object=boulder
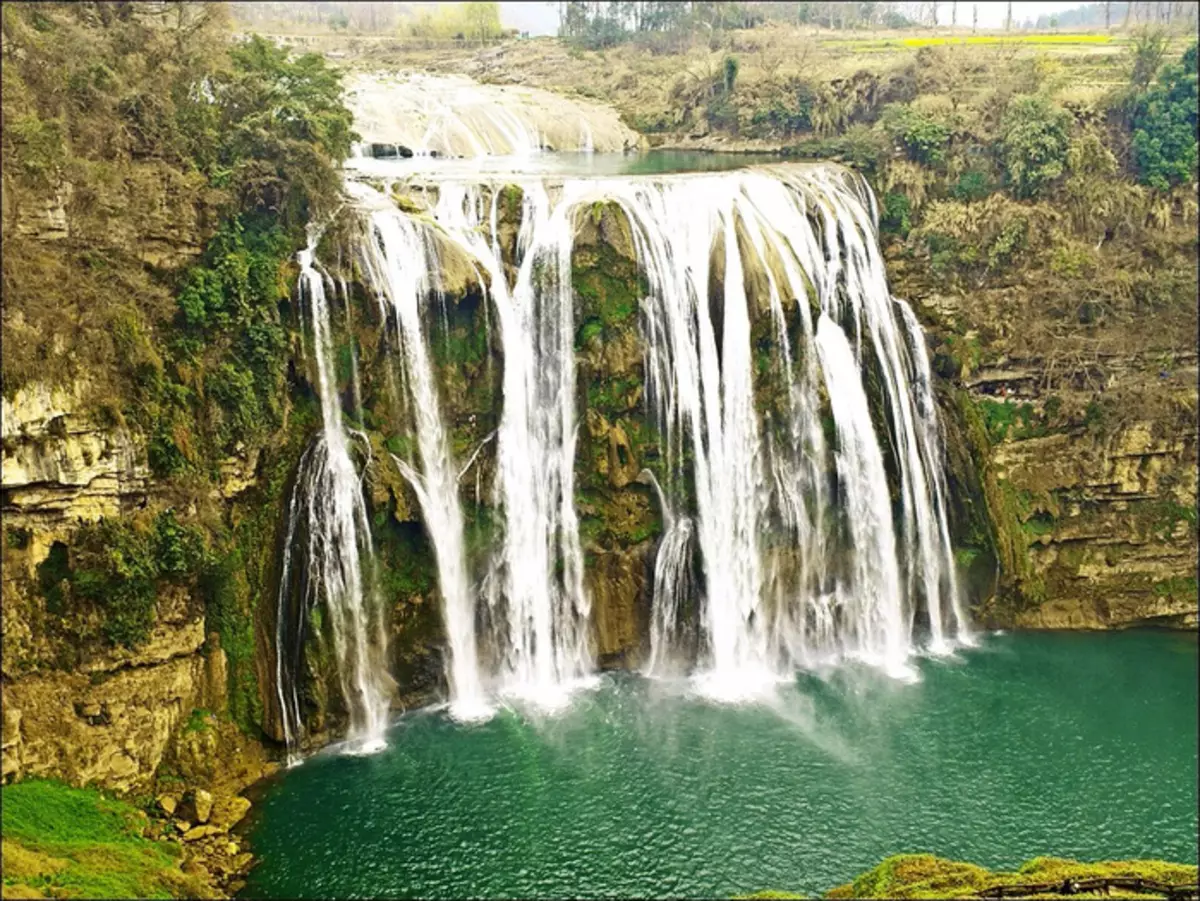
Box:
[193,789,213,824]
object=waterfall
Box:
[336,180,595,711]
[641,469,694,677]
[274,249,392,756]
[591,167,971,689]
[813,315,908,677]
[579,119,595,154]
[355,209,490,721]
[437,182,594,706]
[285,160,970,737]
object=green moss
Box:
[1153,576,1198,598]
[386,433,414,458]
[842,854,992,899]
[577,318,605,347]
[38,512,208,651]
[6,526,32,549]
[499,184,523,222]
[571,215,646,340]
[0,780,198,900]
[1022,511,1056,538]
[976,398,1048,443]
[183,708,214,734]
[821,854,1198,899]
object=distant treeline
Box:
[557,2,925,47]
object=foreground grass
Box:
[0,780,203,900]
[746,854,1199,899]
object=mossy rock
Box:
[834,854,992,899]
[572,202,646,337]
[821,854,1199,899]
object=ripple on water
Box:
[243,632,1198,900]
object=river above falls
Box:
[344,149,787,179]
[241,631,1198,899]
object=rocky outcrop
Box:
[1,377,273,797]
[994,422,1198,629]
[1,381,148,531]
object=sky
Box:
[497,2,1102,36]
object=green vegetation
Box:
[819,854,1198,899]
[976,398,1051,443]
[1153,575,1198,598]
[1000,95,1073,198]
[0,780,202,900]
[400,2,503,45]
[1130,41,1199,190]
[37,512,208,649]
[2,5,354,457]
[880,104,951,166]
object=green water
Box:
[242,632,1198,899]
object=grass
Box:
[0,780,203,899]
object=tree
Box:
[723,54,739,93]
[462,2,501,45]
[1127,27,1168,88]
[216,35,356,227]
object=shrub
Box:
[1130,42,1198,191]
[880,192,912,236]
[999,95,1072,198]
[913,195,1059,282]
[879,103,951,165]
[952,170,992,202]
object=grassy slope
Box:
[0,781,205,900]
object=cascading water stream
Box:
[439,182,594,706]
[353,205,490,721]
[274,248,392,758]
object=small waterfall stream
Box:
[275,249,391,758]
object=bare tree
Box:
[1105,1,1112,29]
[952,1,957,26]
[1124,0,1134,28]
[1005,0,1013,30]
[973,3,978,32]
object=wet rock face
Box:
[911,276,1197,631]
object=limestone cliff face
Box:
[907,266,1198,631]
[0,381,261,791]
[993,420,1197,629]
